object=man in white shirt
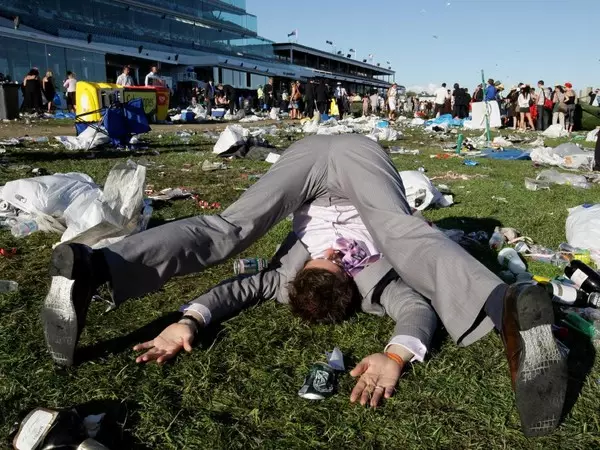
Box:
[144,66,161,87]
[334,82,348,119]
[116,66,134,86]
[434,83,449,118]
[535,80,551,131]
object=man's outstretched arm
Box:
[350,279,437,407]
[134,269,282,364]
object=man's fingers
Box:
[182,337,193,353]
[360,384,373,406]
[136,348,164,364]
[350,360,369,378]
[384,386,395,399]
[156,351,177,364]
[370,386,385,408]
[350,378,367,403]
[133,340,155,351]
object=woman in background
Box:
[517,85,535,131]
[63,71,77,113]
[22,68,43,112]
[42,70,56,113]
[564,82,576,134]
[552,85,566,129]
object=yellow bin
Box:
[76,82,122,121]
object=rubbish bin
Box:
[0,83,20,120]
[154,86,170,122]
[122,86,158,121]
[76,82,122,121]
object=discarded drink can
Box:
[297,362,336,400]
[233,258,269,275]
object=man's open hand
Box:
[133,323,195,364]
[350,353,404,407]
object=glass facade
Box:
[0,36,105,84]
[0,0,271,59]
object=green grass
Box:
[1,126,600,449]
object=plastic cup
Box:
[498,248,527,274]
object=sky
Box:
[247,0,599,93]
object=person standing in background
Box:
[290,81,300,120]
[517,85,535,131]
[315,79,328,115]
[334,82,347,120]
[564,82,576,134]
[304,79,315,118]
[205,79,215,117]
[369,90,379,116]
[257,85,265,110]
[535,80,551,131]
[433,83,449,118]
[63,71,77,114]
[484,79,497,102]
[116,66,134,87]
[42,70,56,114]
[552,85,566,129]
[387,83,398,121]
[144,66,160,86]
[22,68,43,113]
[264,78,274,110]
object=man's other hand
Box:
[349,353,404,407]
[133,323,195,364]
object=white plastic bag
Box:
[1,173,100,218]
[269,108,280,120]
[54,127,111,150]
[213,125,249,154]
[586,128,599,142]
[536,169,590,189]
[399,171,453,210]
[530,143,594,170]
[410,118,425,126]
[542,124,568,138]
[566,204,600,264]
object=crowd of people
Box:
[20,68,78,114]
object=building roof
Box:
[272,42,394,76]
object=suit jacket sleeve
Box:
[378,278,438,350]
[184,269,281,325]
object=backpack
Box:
[542,89,553,109]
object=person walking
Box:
[387,83,398,121]
[517,85,535,131]
[264,78,275,110]
[116,66,134,87]
[290,81,301,120]
[205,80,215,117]
[42,70,56,113]
[334,82,347,120]
[564,82,576,134]
[63,71,77,114]
[552,85,567,129]
[433,83,449,118]
[304,79,316,118]
[315,79,328,115]
[535,80,551,131]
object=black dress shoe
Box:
[501,283,568,437]
[41,244,96,367]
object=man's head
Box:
[151,66,158,74]
[123,66,130,75]
[441,83,446,88]
[488,78,494,86]
[538,80,544,87]
[288,249,357,324]
[268,77,273,84]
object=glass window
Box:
[222,68,233,85]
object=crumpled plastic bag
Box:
[269,108,280,120]
[542,124,568,138]
[410,117,425,126]
[586,128,599,142]
[535,169,590,189]
[213,125,249,154]
[566,204,600,266]
[369,127,399,141]
[302,120,320,133]
[399,171,454,210]
[530,143,594,170]
[55,126,111,151]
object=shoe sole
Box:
[49,244,77,279]
[514,285,567,437]
[41,276,78,367]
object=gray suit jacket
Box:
[187,232,437,349]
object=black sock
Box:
[91,250,111,288]
[484,284,509,331]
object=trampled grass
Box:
[0,124,599,449]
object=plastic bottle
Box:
[588,293,600,308]
[456,133,464,154]
[488,229,505,251]
[565,260,600,295]
[11,220,38,238]
[0,280,19,293]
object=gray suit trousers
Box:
[103,135,505,346]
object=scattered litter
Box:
[201,160,227,172]
[524,178,551,191]
[55,126,111,151]
[265,153,281,164]
[492,196,508,203]
[586,128,599,142]
[530,143,594,170]
[480,148,531,160]
[298,347,345,400]
[0,247,16,257]
[193,196,221,210]
[464,160,479,166]
[239,115,265,123]
[429,171,488,181]
[213,125,250,155]
[542,124,569,138]
[535,169,591,189]
[566,204,600,267]
[498,247,527,274]
[0,280,18,293]
[147,187,193,201]
[399,171,454,210]
[492,136,512,148]
[0,138,20,146]
[389,147,420,155]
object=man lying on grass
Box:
[43,134,567,437]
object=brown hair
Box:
[288,268,356,324]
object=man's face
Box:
[152,67,158,74]
[304,248,345,276]
[124,67,130,75]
